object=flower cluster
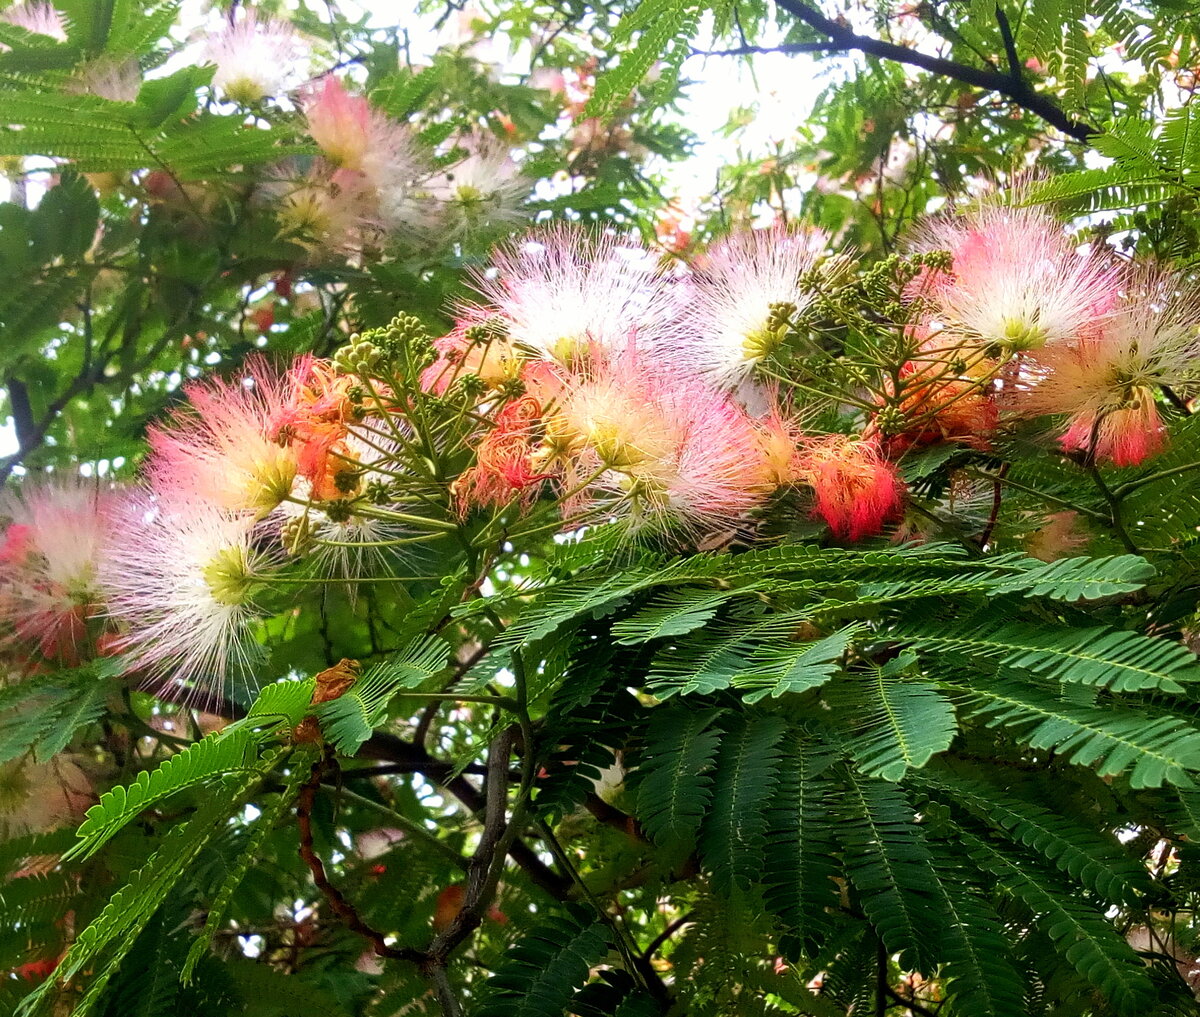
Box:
[1,201,1195,695]
[891,203,1200,467]
[433,225,901,542]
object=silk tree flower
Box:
[147,357,298,518]
[0,479,118,664]
[670,225,829,390]
[453,396,554,514]
[908,204,1119,351]
[273,356,363,501]
[0,2,66,40]
[421,311,521,395]
[100,493,279,693]
[1017,269,1200,466]
[428,130,529,239]
[204,11,303,104]
[869,347,999,453]
[303,76,425,189]
[796,436,904,541]
[0,755,92,839]
[69,58,140,101]
[467,226,677,367]
[272,163,373,253]
[552,347,773,539]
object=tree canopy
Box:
[4,2,1200,1016]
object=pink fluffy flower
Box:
[909,204,1119,350]
[796,436,904,541]
[100,492,279,694]
[271,161,374,253]
[671,225,829,390]
[146,357,298,517]
[304,76,373,171]
[552,347,774,539]
[0,479,118,664]
[0,2,66,40]
[467,226,677,367]
[1017,268,1200,466]
[204,11,304,104]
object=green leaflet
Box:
[893,614,1200,692]
[699,713,788,895]
[17,748,288,1017]
[476,907,612,1017]
[918,768,1150,903]
[181,746,317,982]
[838,772,941,973]
[609,586,741,645]
[314,633,450,754]
[585,0,702,120]
[67,728,261,861]
[761,740,842,957]
[927,855,1027,1017]
[944,676,1200,787]
[831,660,958,781]
[0,660,117,765]
[961,830,1154,1014]
[633,704,722,855]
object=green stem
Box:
[1086,463,1140,554]
[961,468,1108,522]
[1111,460,1200,499]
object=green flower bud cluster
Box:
[450,373,487,401]
[281,515,314,557]
[333,333,384,376]
[463,316,509,347]
[322,499,356,523]
[374,313,436,363]
[495,376,527,401]
[872,403,907,436]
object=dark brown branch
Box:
[148,683,570,897]
[641,911,696,963]
[772,0,1097,143]
[979,462,1009,551]
[694,41,841,56]
[296,750,426,965]
[584,794,646,842]
[429,728,514,960]
[886,984,940,1017]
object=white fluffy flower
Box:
[467,225,677,365]
[0,2,66,40]
[428,131,529,238]
[101,494,278,695]
[204,12,303,104]
[670,225,829,390]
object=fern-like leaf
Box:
[961,830,1154,1014]
[67,728,261,861]
[838,771,940,972]
[893,614,1200,692]
[761,741,841,957]
[699,713,788,895]
[476,907,612,1017]
[633,704,722,856]
[943,675,1200,787]
[831,659,957,781]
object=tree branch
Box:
[772,0,1097,143]
[147,682,570,897]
